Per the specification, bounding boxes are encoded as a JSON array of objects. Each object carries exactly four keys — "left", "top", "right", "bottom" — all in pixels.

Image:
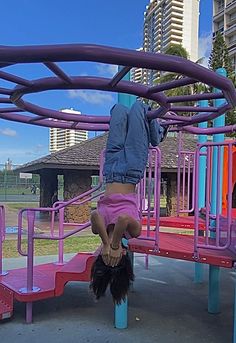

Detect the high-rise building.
[
  {"left": 213, "top": 0, "right": 236, "bottom": 72},
  {"left": 131, "top": 48, "right": 144, "bottom": 84},
  {"left": 49, "top": 109, "right": 88, "bottom": 153},
  {"left": 139, "top": 0, "right": 200, "bottom": 85}
]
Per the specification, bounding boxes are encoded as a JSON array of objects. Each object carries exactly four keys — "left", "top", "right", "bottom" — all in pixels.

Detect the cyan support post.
[
  {"left": 115, "top": 68, "right": 136, "bottom": 329},
  {"left": 194, "top": 100, "right": 208, "bottom": 283},
  {"left": 117, "top": 66, "right": 136, "bottom": 107},
  {"left": 208, "top": 67, "right": 226, "bottom": 314}
]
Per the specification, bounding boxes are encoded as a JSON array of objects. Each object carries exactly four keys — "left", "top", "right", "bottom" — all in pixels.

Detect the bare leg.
[
  {"left": 90, "top": 211, "right": 110, "bottom": 265},
  {"left": 109, "top": 214, "right": 141, "bottom": 267}
]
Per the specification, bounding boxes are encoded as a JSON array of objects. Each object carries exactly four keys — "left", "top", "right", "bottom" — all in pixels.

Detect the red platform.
[
  {"left": 142, "top": 216, "right": 206, "bottom": 230},
  {"left": 1, "top": 230, "right": 236, "bottom": 322},
  {"left": 0, "top": 252, "right": 96, "bottom": 304},
  {"left": 129, "top": 232, "right": 235, "bottom": 268}
]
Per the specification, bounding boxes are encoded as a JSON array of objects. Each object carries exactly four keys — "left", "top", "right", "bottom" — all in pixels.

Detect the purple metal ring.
[{"left": 0, "top": 44, "right": 235, "bottom": 131}]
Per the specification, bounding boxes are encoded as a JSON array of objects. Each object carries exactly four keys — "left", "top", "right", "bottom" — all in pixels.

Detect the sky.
[{"left": 0, "top": 0, "right": 213, "bottom": 166}]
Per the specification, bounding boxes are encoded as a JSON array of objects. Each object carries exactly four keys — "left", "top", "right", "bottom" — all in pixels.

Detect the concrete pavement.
[{"left": 0, "top": 254, "right": 234, "bottom": 343}]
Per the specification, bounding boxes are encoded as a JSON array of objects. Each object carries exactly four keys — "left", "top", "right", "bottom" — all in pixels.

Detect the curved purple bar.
[{"left": 0, "top": 43, "right": 235, "bottom": 132}]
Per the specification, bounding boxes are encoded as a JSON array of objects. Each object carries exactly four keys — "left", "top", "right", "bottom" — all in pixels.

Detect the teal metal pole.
[
  {"left": 115, "top": 67, "right": 136, "bottom": 329},
  {"left": 208, "top": 265, "right": 220, "bottom": 313},
  {"left": 194, "top": 100, "right": 208, "bottom": 283},
  {"left": 198, "top": 99, "right": 208, "bottom": 209},
  {"left": 208, "top": 67, "right": 226, "bottom": 314}
]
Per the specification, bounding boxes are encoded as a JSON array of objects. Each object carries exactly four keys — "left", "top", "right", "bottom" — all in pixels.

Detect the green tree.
[
  {"left": 165, "top": 43, "right": 189, "bottom": 59},
  {"left": 152, "top": 44, "right": 204, "bottom": 114},
  {"left": 208, "top": 32, "right": 234, "bottom": 80},
  {"left": 208, "top": 32, "right": 236, "bottom": 131}
]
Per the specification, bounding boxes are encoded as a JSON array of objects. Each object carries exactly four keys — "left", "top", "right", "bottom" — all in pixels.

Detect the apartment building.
[
  {"left": 134, "top": 0, "right": 199, "bottom": 85},
  {"left": 213, "top": 0, "right": 236, "bottom": 71},
  {"left": 49, "top": 109, "right": 88, "bottom": 153}
]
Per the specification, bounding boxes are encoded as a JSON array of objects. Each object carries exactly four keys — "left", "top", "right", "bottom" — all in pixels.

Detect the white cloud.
[
  {"left": 0, "top": 128, "right": 17, "bottom": 137},
  {"left": 67, "top": 90, "right": 114, "bottom": 105},
  {"left": 198, "top": 33, "right": 213, "bottom": 67},
  {"left": 96, "top": 63, "right": 118, "bottom": 76}
]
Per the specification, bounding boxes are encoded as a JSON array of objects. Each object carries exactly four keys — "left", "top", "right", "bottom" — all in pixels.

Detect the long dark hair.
[{"left": 90, "top": 253, "right": 134, "bottom": 305}]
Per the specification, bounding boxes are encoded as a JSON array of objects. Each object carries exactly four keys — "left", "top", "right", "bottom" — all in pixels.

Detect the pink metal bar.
[
  {"left": 182, "top": 153, "right": 186, "bottom": 211},
  {"left": 195, "top": 141, "right": 235, "bottom": 252},
  {"left": 191, "top": 153, "right": 196, "bottom": 213},
  {"left": 227, "top": 144, "right": 233, "bottom": 247},
  {"left": 176, "top": 131, "right": 183, "bottom": 216},
  {"left": 17, "top": 209, "right": 27, "bottom": 256},
  {"left": 178, "top": 151, "right": 197, "bottom": 214},
  {"left": 147, "top": 151, "right": 152, "bottom": 234},
  {"left": 57, "top": 208, "right": 64, "bottom": 265},
  {"left": 187, "top": 153, "right": 191, "bottom": 210},
  {"left": 154, "top": 148, "right": 161, "bottom": 249},
  {"left": 215, "top": 147, "right": 221, "bottom": 247},
  {"left": 205, "top": 146, "right": 211, "bottom": 245},
  {"left": 0, "top": 205, "right": 6, "bottom": 275},
  {"left": 194, "top": 149, "right": 199, "bottom": 256},
  {"left": 26, "top": 210, "right": 35, "bottom": 292},
  {"left": 34, "top": 222, "right": 91, "bottom": 240}
]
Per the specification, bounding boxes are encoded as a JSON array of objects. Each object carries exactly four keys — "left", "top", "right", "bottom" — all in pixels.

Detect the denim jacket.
[{"left": 103, "top": 100, "right": 164, "bottom": 185}]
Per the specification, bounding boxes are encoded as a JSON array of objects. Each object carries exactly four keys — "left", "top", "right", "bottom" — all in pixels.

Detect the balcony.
[
  {"left": 213, "top": 9, "right": 224, "bottom": 21},
  {"left": 228, "top": 39, "right": 236, "bottom": 49},
  {"left": 213, "top": 27, "right": 225, "bottom": 37},
  {"left": 225, "top": 23, "right": 236, "bottom": 35},
  {"left": 226, "top": 0, "right": 236, "bottom": 14},
  {"left": 227, "top": 16, "right": 236, "bottom": 27}
]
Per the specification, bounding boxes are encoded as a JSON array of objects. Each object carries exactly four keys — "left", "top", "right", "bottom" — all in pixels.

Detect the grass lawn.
[
  {"left": 0, "top": 188, "right": 34, "bottom": 195},
  {"left": 6, "top": 202, "right": 39, "bottom": 211},
  {"left": 3, "top": 235, "right": 101, "bottom": 258}
]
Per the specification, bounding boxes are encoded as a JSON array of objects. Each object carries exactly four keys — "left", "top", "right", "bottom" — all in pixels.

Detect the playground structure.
[{"left": 0, "top": 44, "right": 236, "bottom": 340}]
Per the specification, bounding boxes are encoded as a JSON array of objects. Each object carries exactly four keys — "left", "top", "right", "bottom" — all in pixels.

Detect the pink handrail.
[
  {"left": 194, "top": 141, "right": 234, "bottom": 254},
  {"left": 137, "top": 147, "right": 161, "bottom": 249},
  {"left": 0, "top": 205, "right": 6, "bottom": 275},
  {"left": 16, "top": 150, "right": 106, "bottom": 293}
]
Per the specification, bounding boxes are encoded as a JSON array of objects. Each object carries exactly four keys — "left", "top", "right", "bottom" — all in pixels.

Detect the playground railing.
[
  {"left": 137, "top": 147, "right": 161, "bottom": 250},
  {"left": 176, "top": 132, "right": 195, "bottom": 215},
  {"left": 16, "top": 182, "right": 104, "bottom": 293},
  {"left": 0, "top": 204, "right": 6, "bottom": 275},
  {"left": 194, "top": 140, "right": 235, "bottom": 255},
  {"left": 15, "top": 151, "right": 105, "bottom": 293}
]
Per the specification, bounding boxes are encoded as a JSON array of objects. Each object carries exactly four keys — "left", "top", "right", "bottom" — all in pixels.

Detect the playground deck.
[{"left": 0, "top": 229, "right": 235, "bottom": 319}]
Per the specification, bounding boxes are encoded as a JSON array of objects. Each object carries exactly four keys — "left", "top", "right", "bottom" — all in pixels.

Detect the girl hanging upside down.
[{"left": 90, "top": 100, "right": 168, "bottom": 304}]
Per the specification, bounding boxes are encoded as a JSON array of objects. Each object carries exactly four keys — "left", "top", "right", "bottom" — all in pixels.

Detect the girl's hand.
[
  {"left": 109, "top": 243, "right": 123, "bottom": 267},
  {"left": 101, "top": 243, "right": 110, "bottom": 265}
]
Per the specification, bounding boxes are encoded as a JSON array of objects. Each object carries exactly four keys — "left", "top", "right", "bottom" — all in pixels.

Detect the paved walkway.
[{"left": 1, "top": 254, "right": 235, "bottom": 343}]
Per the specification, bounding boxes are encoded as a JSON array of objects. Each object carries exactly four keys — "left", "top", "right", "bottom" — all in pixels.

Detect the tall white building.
[
  {"left": 49, "top": 109, "right": 88, "bottom": 153},
  {"left": 213, "top": 0, "right": 236, "bottom": 72},
  {"left": 131, "top": 48, "right": 144, "bottom": 84},
  {"left": 138, "top": 0, "right": 200, "bottom": 85}
]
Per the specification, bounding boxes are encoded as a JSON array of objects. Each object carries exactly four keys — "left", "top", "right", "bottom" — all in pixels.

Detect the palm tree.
[{"left": 151, "top": 44, "right": 206, "bottom": 112}]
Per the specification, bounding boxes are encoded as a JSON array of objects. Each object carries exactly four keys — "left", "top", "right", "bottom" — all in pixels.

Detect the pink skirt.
[{"left": 97, "top": 193, "right": 140, "bottom": 235}]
